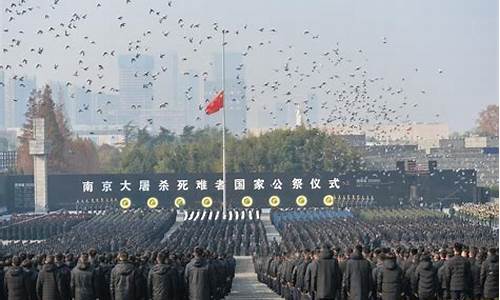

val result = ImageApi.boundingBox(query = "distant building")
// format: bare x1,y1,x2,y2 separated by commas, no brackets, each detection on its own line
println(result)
0,71,4,128
118,54,154,128
465,136,499,148
334,134,366,148
0,151,17,172
4,76,36,128
212,52,247,136
73,125,125,147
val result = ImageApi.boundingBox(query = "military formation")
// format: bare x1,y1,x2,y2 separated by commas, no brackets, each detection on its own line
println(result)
255,243,499,300
0,246,235,300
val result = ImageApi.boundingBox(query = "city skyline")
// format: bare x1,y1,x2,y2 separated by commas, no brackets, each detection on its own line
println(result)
0,0,497,133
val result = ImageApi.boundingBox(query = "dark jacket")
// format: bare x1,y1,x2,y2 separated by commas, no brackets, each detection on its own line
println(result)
413,258,437,298
36,263,61,300
110,261,141,300
95,263,113,300
480,254,499,298
55,262,72,300
445,255,471,292
377,257,402,300
343,251,372,300
305,260,318,294
4,266,30,300
71,261,97,300
147,263,177,300
315,250,341,299
184,257,214,300
469,258,481,297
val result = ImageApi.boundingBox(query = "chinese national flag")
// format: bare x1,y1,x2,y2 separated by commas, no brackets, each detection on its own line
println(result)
205,90,224,115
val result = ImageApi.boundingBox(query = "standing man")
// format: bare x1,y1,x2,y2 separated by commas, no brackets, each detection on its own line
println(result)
445,243,472,300
36,255,61,300
147,252,177,300
376,253,403,300
343,245,373,300
4,256,30,300
314,246,341,300
71,254,97,300
184,247,215,300
480,248,498,300
110,251,141,300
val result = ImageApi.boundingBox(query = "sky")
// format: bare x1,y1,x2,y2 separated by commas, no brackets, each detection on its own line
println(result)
0,0,498,132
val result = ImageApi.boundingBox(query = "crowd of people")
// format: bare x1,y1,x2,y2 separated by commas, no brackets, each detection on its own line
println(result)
0,209,177,254
0,208,243,300
453,202,499,225
164,209,269,256
255,207,499,299
255,242,498,300
0,246,235,300
0,212,90,241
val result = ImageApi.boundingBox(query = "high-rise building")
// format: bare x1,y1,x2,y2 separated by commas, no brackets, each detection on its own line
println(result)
180,69,201,128
0,72,4,128
212,52,247,136
153,52,187,133
5,76,36,128
306,93,319,126
72,87,92,126
118,54,154,128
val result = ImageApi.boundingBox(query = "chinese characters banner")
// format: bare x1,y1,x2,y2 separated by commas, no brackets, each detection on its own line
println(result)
46,171,408,209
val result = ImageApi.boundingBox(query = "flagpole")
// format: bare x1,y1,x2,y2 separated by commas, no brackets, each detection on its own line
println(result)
222,29,227,219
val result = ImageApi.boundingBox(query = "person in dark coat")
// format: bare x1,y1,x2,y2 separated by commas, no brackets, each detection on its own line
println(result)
110,251,142,300
413,253,438,300
343,245,372,300
22,259,37,300
468,248,482,300
36,255,62,300
147,252,177,300
376,253,402,300
71,254,97,300
480,248,498,300
184,247,215,300
95,255,113,300
55,253,72,300
444,243,472,300
4,256,30,300
313,246,341,300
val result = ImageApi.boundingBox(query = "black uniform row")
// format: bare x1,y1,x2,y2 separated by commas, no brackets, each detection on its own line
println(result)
255,243,499,300
0,213,90,241
163,210,269,256
0,246,235,300
0,209,177,255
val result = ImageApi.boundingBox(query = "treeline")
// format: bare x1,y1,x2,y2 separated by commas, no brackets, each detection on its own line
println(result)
16,85,362,175
115,126,363,174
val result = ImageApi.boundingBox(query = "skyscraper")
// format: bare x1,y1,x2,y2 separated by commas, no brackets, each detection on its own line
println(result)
153,52,186,133
213,52,247,136
118,54,154,128
5,76,36,128
306,93,319,126
180,69,201,128
0,72,4,128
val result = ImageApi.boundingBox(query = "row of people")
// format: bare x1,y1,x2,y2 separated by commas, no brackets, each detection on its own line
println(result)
0,213,90,241
0,209,177,255
255,243,499,300
163,210,269,256
0,246,235,300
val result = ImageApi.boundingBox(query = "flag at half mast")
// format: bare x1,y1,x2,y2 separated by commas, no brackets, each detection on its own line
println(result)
205,90,224,115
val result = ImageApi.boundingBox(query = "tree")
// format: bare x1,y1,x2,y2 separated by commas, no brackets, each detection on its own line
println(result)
476,104,499,137
16,85,100,174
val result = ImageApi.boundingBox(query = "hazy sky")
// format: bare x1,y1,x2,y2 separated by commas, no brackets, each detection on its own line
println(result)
0,0,498,132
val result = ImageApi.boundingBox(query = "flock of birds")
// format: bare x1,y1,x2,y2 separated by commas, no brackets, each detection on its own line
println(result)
0,0,445,139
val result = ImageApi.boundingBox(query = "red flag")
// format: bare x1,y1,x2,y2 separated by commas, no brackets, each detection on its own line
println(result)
205,90,224,115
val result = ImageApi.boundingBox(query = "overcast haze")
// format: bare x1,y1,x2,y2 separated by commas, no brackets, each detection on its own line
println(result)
0,0,498,132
